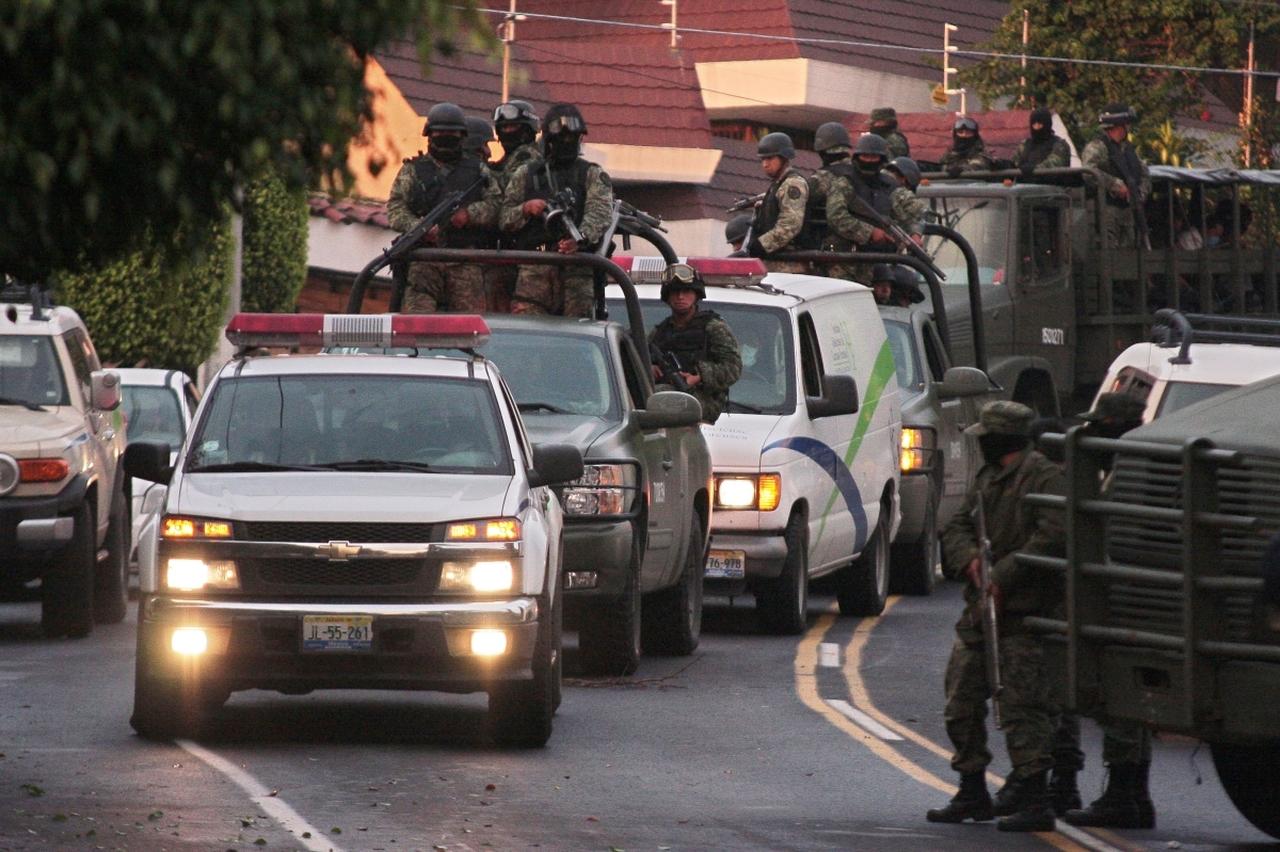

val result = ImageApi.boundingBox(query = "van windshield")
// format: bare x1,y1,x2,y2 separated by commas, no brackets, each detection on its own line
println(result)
923,196,1009,285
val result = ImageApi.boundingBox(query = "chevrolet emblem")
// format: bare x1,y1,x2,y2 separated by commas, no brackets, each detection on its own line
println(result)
318,540,361,561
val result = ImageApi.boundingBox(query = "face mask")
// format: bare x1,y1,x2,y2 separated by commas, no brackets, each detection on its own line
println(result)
496,127,530,153
978,434,1028,465
953,133,976,153
429,135,462,162
856,158,882,176
545,134,580,164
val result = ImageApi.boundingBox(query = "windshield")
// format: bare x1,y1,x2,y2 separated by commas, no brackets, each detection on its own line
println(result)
1156,381,1232,418
882,319,922,390
188,374,511,474
614,298,796,415
922,196,1008,285
482,330,619,418
122,385,185,446
0,335,68,407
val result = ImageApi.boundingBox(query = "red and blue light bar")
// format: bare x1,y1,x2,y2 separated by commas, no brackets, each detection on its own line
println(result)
611,256,768,285
225,313,491,349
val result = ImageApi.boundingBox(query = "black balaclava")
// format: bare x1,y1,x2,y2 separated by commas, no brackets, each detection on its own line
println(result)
1087,419,1141,472
1030,108,1053,142
856,156,883,177
429,133,463,163
496,124,535,155
978,433,1029,466
544,133,581,165
820,150,847,166
953,130,978,155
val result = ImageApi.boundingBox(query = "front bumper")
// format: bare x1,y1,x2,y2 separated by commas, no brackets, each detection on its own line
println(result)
561,519,633,599
136,596,541,694
0,475,88,575
706,530,787,583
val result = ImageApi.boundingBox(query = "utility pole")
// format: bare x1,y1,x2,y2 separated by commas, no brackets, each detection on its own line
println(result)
660,0,679,49
943,23,966,115
501,0,521,103
1242,19,1256,167
1019,9,1030,105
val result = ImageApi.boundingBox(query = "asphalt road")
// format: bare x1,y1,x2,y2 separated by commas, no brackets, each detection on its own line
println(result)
1,584,1275,851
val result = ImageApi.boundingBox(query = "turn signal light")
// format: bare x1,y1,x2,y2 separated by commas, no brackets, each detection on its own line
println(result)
19,458,69,482
757,474,781,512
163,516,233,539
446,518,521,541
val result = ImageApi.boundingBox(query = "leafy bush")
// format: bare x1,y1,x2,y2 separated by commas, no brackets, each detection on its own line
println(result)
242,172,309,313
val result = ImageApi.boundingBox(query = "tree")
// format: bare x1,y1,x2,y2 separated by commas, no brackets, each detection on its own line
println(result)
0,0,487,281
241,171,309,314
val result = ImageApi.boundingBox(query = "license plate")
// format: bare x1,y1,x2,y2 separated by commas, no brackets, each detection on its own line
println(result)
302,615,373,652
705,549,746,579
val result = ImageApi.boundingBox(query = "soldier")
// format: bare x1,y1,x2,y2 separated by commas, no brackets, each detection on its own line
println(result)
928,401,1067,832
889,266,925,307
886,156,923,192
940,117,995,176
807,121,857,280
870,263,895,305
746,132,811,274
725,213,752,254
488,100,543,312
868,106,910,158
1080,104,1150,249
465,116,494,164
647,263,742,424
386,102,502,314
1012,108,1071,176
500,104,614,318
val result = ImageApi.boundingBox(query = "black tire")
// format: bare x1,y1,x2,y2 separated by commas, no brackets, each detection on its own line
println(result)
1210,742,1280,839
94,477,130,624
757,511,808,635
578,539,642,676
490,591,560,749
837,501,890,616
642,513,704,656
890,489,938,596
41,502,95,639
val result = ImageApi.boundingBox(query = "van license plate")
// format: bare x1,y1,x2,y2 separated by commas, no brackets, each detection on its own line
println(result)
705,550,746,579
303,615,373,652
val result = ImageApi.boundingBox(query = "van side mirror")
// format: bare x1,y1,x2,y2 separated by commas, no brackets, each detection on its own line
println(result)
634,390,702,430
91,370,121,411
807,374,859,419
528,443,585,488
124,440,173,484
936,366,992,399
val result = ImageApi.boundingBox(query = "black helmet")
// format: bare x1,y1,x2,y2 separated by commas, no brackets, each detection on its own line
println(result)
953,116,979,134
854,133,890,159
493,99,539,131
814,122,852,153
424,102,467,135
1099,103,1136,127
543,103,587,137
725,213,752,246
893,266,926,303
886,156,922,190
465,116,493,154
757,132,796,161
660,263,706,301
870,263,895,283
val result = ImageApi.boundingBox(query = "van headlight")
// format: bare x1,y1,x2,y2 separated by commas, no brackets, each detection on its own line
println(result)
439,560,516,593
713,473,781,511
560,463,638,516
166,558,239,591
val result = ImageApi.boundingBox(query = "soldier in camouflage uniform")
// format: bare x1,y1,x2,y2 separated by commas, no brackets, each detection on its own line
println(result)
1080,104,1150,249
647,263,742,425
500,103,613,318
487,100,543,312
927,401,1066,833
386,102,502,314
747,132,811,274
825,134,926,283
1013,108,1071,176
940,116,995,176
886,156,923,192
868,107,910,158
806,122,857,280
465,116,494,164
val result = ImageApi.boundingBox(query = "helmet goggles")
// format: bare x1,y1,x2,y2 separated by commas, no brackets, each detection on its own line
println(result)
545,114,585,135
664,263,700,287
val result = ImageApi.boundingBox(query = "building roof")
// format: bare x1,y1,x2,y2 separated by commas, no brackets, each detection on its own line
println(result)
308,195,392,229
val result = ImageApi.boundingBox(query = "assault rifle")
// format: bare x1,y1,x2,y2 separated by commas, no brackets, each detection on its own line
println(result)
974,498,1003,728
848,194,947,282
381,177,486,266
727,192,766,214
651,348,692,393
543,186,585,245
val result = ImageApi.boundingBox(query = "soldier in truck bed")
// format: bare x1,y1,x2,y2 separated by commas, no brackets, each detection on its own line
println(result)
747,132,811,274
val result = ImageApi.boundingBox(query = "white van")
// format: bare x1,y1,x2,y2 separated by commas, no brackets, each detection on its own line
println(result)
609,257,902,634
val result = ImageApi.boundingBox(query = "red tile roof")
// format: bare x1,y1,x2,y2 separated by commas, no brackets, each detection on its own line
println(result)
308,195,392,229
844,109,1041,165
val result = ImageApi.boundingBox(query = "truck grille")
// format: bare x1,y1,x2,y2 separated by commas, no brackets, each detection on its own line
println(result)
240,521,436,543
253,558,422,586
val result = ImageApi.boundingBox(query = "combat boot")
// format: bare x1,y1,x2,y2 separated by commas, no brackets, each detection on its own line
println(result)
991,775,1028,817
996,771,1056,832
1062,763,1143,828
1133,761,1156,829
1048,768,1082,817
926,772,994,823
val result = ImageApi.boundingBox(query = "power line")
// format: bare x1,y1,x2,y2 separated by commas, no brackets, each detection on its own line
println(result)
470,5,1280,80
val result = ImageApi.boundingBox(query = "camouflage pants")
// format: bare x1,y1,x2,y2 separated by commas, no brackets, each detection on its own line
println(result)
484,264,518,313
1053,712,1085,773
763,259,811,275
403,262,488,313
1100,719,1152,765
511,265,595,318
1103,205,1138,250
943,633,1060,779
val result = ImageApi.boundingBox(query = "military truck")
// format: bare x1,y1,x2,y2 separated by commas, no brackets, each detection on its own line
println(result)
1022,382,1280,840
919,166,1280,412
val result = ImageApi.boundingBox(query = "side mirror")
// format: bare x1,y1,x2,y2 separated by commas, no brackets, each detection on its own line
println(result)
807,374,858,419
91,370,121,411
528,443,585,488
124,440,173,484
936,366,993,399
634,390,702,430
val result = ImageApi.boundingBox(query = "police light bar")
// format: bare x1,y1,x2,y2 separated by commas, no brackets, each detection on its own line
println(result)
612,256,768,286
225,313,491,349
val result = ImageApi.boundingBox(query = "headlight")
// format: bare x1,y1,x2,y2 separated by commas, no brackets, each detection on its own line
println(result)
714,473,781,511
165,558,239,591
162,515,233,540
446,518,521,541
900,427,937,474
560,464,638,516
439,560,516,593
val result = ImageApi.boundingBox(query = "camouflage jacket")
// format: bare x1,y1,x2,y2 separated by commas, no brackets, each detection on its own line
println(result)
757,168,810,254
878,129,910,158
823,171,925,245
1081,134,1151,206
490,142,540,190
941,448,1066,642
648,313,742,424
499,159,614,246
1013,136,1071,170
385,155,502,235
939,140,994,173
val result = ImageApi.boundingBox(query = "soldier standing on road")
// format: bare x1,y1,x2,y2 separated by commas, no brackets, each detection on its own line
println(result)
940,117,995,176
648,263,742,425
747,132,811,274
1012,108,1071,176
1080,104,1150,249
386,102,502,314
500,104,614,318
928,401,1067,832
868,107,910,158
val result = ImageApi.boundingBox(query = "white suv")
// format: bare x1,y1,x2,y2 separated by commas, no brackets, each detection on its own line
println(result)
0,286,128,637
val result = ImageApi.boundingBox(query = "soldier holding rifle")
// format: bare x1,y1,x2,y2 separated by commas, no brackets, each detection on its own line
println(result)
928,401,1067,832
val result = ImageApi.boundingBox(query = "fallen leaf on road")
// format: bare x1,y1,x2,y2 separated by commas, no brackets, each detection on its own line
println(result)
148,811,163,821
485,783,496,792
586,816,598,822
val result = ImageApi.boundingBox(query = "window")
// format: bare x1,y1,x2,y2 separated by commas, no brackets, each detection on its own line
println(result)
798,313,824,398
1019,203,1066,282
922,322,949,383
882,320,922,390
0,335,68,406
483,331,619,418
121,386,185,445
61,330,93,405
924,197,1008,285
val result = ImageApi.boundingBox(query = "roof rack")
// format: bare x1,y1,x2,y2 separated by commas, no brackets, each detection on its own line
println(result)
0,281,53,321
1153,308,1280,364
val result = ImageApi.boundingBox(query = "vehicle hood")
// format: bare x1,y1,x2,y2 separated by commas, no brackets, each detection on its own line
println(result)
0,406,88,456
522,414,616,455
175,472,515,523
701,414,785,471
1127,373,1280,457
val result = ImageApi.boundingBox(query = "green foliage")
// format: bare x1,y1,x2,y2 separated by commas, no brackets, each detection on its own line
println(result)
53,218,232,375
0,0,489,281
1141,121,1206,166
241,172,309,313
